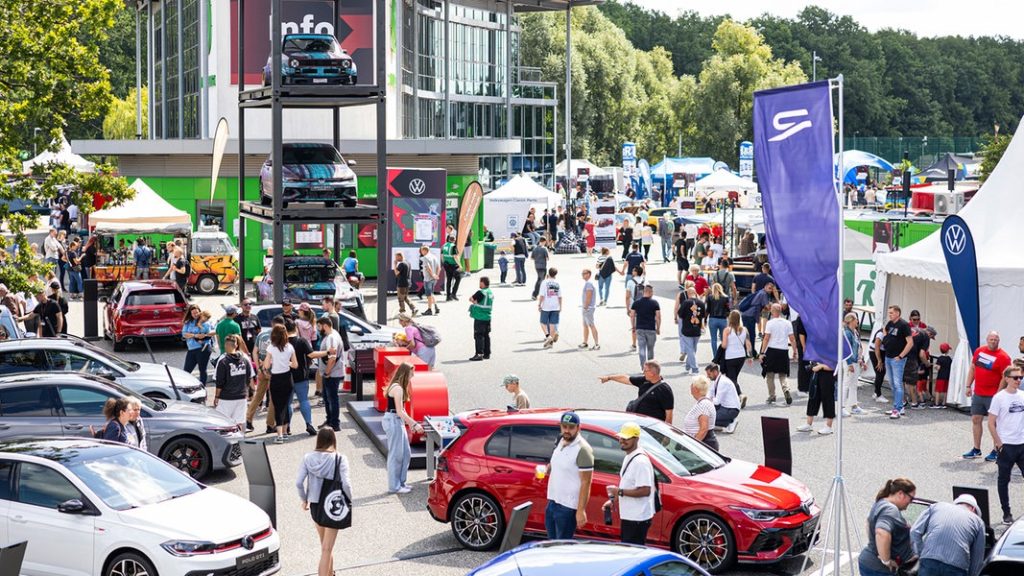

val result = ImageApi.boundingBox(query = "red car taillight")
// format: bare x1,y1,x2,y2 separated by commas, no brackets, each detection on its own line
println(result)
120,309,139,316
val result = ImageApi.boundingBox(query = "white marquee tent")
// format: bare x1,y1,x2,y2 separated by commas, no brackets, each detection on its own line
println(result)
483,174,561,239
90,179,192,235
22,135,96,174
554,159,608,179
692,169,758,195
875,118,1024,405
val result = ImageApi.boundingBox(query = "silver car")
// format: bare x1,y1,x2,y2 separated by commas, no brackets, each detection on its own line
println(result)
0,373,242,479
0,337,207,402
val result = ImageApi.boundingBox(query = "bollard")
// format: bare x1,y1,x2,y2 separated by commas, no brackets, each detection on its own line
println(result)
82,279,99,339
240,440,277,528
499,502,533,553
0,541,27,575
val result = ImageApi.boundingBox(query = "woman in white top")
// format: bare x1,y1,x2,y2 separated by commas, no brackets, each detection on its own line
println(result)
263,324,298,444
682,376,718,450
720,310,752,400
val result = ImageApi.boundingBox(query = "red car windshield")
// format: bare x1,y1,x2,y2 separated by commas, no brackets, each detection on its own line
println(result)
640,421,726,476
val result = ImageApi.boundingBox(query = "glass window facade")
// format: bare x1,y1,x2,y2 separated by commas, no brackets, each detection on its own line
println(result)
148,0,201,139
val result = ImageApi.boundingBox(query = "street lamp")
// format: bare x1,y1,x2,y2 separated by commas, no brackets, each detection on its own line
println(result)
32,127,41,156
812,51,822,82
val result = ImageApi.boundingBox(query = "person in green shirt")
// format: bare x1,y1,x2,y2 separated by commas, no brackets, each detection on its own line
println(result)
442,235,462,301
215,305,242,355
469,276,493,361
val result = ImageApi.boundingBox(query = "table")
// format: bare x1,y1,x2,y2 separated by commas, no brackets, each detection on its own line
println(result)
851,304,875,330
423,415,461,480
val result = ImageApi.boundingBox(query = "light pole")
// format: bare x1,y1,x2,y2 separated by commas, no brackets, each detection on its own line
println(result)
812,51,822,82
32,127,41,156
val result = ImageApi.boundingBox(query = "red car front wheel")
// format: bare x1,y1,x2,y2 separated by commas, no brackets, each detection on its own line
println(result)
674,512,736,574
450,492,505,551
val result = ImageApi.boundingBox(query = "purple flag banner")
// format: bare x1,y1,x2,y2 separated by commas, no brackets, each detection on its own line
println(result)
753,81,839,365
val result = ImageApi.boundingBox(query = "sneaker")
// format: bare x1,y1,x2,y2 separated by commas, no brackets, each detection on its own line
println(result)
273,436,285,444
422,309,433,316
543,338,553,349
740,395,748,409
899,407,906,416
874,394,888,403
306,424,317,436
962,448,982,459
889,410,901,420
552,333,559,343
434,308,440,315
630,345,637,351
266,427,275,435
796,424,813,432
795,390,808,398
397,486,413,494
1004,512,1014,525
592,345,601,351
784,390,793,405
818,426,834,435
766,396,777,405
411,309,418,317
851,406,865,415
930,404,947,409
985,450,999,463
841,409,851,417
912,402,925,410
679,354,686,362
578,343,589,349
469,355,484,361
725,421,739,434
245,421,254,432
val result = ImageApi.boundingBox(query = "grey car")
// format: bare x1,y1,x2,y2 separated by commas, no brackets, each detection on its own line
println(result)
0,337,207,402
0,373,241,479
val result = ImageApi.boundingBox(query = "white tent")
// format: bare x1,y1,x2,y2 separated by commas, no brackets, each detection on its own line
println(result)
22,135,96,174
483,174,561,240
875,117,1024,405
692,169,758,194
90,179,193,235
554,159,608,179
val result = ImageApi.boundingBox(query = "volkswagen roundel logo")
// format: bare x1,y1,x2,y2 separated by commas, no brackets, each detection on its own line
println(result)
409,178,426,196
944,224,967,255
241,535,255,550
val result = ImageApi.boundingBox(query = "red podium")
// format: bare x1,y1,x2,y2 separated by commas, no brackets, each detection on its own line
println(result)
406,371,449,444
374,347,428,413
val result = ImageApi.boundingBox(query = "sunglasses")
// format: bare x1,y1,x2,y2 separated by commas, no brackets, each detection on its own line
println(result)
1009,376,1022,381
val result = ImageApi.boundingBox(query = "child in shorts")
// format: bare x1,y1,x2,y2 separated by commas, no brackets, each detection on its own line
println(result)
932,342,952,409
497,250,509,285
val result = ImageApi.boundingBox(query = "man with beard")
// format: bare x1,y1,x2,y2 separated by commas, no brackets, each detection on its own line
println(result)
543,412,594,540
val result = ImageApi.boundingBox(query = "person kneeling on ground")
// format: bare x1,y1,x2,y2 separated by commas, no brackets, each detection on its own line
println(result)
705,363,741,434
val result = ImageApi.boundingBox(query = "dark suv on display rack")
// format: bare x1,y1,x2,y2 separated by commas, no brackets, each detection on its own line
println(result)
259,143,359,208
263,33,357,86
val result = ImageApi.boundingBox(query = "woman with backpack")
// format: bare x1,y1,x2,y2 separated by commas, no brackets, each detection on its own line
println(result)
396,313,437,369
297,427,352,576
595,247,622,307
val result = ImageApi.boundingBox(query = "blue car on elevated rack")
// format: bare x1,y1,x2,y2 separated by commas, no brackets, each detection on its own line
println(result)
263,33,357,86
467,541,710,576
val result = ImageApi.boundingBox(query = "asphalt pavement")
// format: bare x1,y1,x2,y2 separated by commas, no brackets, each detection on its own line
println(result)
66,245,1023,576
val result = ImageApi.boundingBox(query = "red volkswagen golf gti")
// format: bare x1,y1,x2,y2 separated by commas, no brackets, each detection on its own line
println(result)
428,409,819,574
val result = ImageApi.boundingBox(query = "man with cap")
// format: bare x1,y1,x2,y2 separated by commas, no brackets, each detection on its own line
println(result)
280,298,298,321
543,411,594,540
604,422,655,545
910,494,986,576
215,305,242,354
501,375,530,410
235,298,261,355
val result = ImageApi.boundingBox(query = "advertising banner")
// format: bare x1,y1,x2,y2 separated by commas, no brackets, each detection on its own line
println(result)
754,81,839,365
940,215,980,351
593,200,618,250
456,182,484,257
386,168,447,291
229,0,376,86
739,141,754,179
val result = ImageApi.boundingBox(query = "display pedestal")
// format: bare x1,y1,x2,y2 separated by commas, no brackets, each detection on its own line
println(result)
345,400,426,469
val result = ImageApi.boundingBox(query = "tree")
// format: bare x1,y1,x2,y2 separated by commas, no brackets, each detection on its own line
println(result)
689,20,807,164
103,87,149,140
0,0,133,293
979,134,1011,183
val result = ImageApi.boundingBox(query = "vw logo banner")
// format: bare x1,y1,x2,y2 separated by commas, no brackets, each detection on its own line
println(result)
940,215,980,351
753,81,839,366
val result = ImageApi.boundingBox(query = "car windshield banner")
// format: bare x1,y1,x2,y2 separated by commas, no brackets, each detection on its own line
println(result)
753,81,839,365
940,215,980,351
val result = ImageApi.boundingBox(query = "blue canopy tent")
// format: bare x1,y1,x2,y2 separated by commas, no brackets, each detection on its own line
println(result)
651,157,717,205
835,150,895,184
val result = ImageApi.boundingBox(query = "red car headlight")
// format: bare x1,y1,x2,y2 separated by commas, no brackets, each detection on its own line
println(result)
731,506,790,522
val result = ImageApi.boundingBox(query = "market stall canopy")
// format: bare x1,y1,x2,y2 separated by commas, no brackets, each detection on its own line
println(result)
836,150,894,184
651,157,717,180
90,179,192,235
554,159,608,179
692,169,758,194
22,135,96,174
918,153,980,181
483,174,561,239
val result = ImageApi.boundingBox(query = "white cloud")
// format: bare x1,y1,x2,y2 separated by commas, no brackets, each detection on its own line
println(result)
623,0,1024,40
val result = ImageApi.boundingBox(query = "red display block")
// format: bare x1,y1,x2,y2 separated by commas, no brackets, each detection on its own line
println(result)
374,348,428,412
405,371,449,444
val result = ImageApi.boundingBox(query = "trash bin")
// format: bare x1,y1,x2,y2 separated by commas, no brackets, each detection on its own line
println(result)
483,243,497,269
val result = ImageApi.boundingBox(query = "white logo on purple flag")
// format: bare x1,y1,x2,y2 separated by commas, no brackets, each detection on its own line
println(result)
768,109,813,142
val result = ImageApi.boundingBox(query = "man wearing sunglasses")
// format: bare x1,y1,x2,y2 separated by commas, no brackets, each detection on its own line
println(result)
988,365,1024,525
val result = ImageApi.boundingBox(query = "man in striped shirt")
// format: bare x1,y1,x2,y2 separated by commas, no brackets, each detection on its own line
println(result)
909,494,986,576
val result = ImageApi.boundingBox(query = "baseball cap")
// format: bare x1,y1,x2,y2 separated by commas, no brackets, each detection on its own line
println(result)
953,494,980,516
940,343,951,353
281,298,293,305
925,326,937,338
223,304,238,315
501,374,520,387
616,422,642,440
560,411,580,426
49,281,60,289
299,302,312,311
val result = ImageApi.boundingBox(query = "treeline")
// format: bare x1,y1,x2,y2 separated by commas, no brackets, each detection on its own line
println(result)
598,1,1023,137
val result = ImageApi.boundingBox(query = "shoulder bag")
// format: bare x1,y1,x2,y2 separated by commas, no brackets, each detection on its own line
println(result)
311,454,352,530
626,381,665,414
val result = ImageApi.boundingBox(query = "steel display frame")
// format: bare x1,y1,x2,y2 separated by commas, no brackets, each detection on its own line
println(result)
236,0,389,324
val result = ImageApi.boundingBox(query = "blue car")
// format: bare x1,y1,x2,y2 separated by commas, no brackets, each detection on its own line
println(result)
264,34,357,86
467,541,710,576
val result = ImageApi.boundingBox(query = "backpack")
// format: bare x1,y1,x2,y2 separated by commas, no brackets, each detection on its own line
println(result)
414,323,441,347
737,292,756,314
620,451,662,513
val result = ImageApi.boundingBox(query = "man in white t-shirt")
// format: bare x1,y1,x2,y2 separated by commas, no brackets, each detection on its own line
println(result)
706,363,741,433
545,411,594,539
580,269,599,350
538,267,563,349
760,303,796,406
604,422,655,545
988,365,1024,525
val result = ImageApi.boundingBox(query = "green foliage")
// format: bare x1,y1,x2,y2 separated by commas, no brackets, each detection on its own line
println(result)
0,0,133,293
979,134,1011,183
103,87,149,140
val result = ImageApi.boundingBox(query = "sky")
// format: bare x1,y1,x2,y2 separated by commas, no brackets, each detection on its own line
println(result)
625,0,1024,40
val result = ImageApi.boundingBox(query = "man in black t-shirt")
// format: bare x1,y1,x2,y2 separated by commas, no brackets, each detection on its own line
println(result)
235,298,260,355
631,285,661,369
674,235,689,286
393,252,417,316
675,286,706,375
600,361,674,423
878,305,914,419
624,243,646,277
30,290,63,337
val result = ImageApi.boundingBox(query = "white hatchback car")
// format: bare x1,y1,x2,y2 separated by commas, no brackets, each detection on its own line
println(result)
0,438,280,576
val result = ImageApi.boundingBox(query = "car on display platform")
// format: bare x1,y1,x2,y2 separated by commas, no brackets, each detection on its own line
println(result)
263,33,357,86
0,336,206,403
250,304,399,349
255,256,364,316
467,541,710,576
101,279,187,351
0,373,242,479
0,438,279,576
259,143,359,209
428,409,819,574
